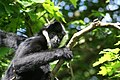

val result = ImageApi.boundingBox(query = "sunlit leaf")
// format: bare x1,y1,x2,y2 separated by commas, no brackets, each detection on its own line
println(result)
93,52,114,67
1,63,8,67
115,41,120,46
114,74,120,78
70,0,78,8
61,17,66,23
79,20,85,25
112,48,120,54
43,3,54,15
102,48,120,54
106,0,110,3
59,33,69,48
98,66,107,76
17,0,33,7
31,0,45,3
54,6,60,11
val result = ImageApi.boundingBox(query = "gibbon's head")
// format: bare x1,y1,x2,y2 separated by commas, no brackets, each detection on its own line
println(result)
39,22,67,49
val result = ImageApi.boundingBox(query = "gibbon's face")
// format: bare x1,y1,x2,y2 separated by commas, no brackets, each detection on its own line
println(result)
41,22,66,48
48,32,64,48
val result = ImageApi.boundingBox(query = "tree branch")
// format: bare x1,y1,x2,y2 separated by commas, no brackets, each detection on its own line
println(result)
51,20,120,79
99,22,120,29
0,29,26,49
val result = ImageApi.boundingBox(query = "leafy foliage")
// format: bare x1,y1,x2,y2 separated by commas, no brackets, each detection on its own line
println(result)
0,47,13,78
70,0,78,8
0,0,65,36
93,41,120,79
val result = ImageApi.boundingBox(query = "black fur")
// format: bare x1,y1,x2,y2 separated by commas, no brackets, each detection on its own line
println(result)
2,22,73,80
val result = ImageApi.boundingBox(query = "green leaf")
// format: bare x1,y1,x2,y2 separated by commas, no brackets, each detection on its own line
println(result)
59,33,69,48
70,0,78,8
0,1,14,14
115,41,120,46
0,3,6,16
53,6,60,11
112,48,120,54
98,66,107,76
17,0,33,7
114,74,120,78
43,3,54,15
93,52,115,67
31,0,45,3
90,10,105,17
79,20,85,25
106,0,110,3
0,47,10,58
102,48,120,54
61,17,66,23
71,20,85,25
1,63,8,67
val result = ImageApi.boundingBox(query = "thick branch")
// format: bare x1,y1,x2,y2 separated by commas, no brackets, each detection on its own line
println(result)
67,21,120,48
99,21,120,29
51,20,120,79
0,29,26,49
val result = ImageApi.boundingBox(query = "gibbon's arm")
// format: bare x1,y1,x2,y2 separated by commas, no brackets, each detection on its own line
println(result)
13,48,72,74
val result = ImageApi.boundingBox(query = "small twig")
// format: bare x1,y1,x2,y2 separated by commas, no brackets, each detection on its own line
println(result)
51,20,120,79
69,62,75,80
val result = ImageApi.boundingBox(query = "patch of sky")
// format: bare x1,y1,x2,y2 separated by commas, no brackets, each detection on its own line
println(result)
106,4,119,11
116,16,120,22
69,24,75,28
52,0,58,6
102,13,112,22
114,11,119,14
64,5,70,10
87,0,91,2
79,1,84,6
113,14,118,19
81,0,86,2
92,0,98,3
17,28,27,37
59,1,66,7
79,5,87,12
84,17,90,23
98,7,104,12
69,24,82,31
70,5,75,10
76,26,81,31
20,10,23,13
17,28,26,32
114,0,120,5
68,12,74,17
